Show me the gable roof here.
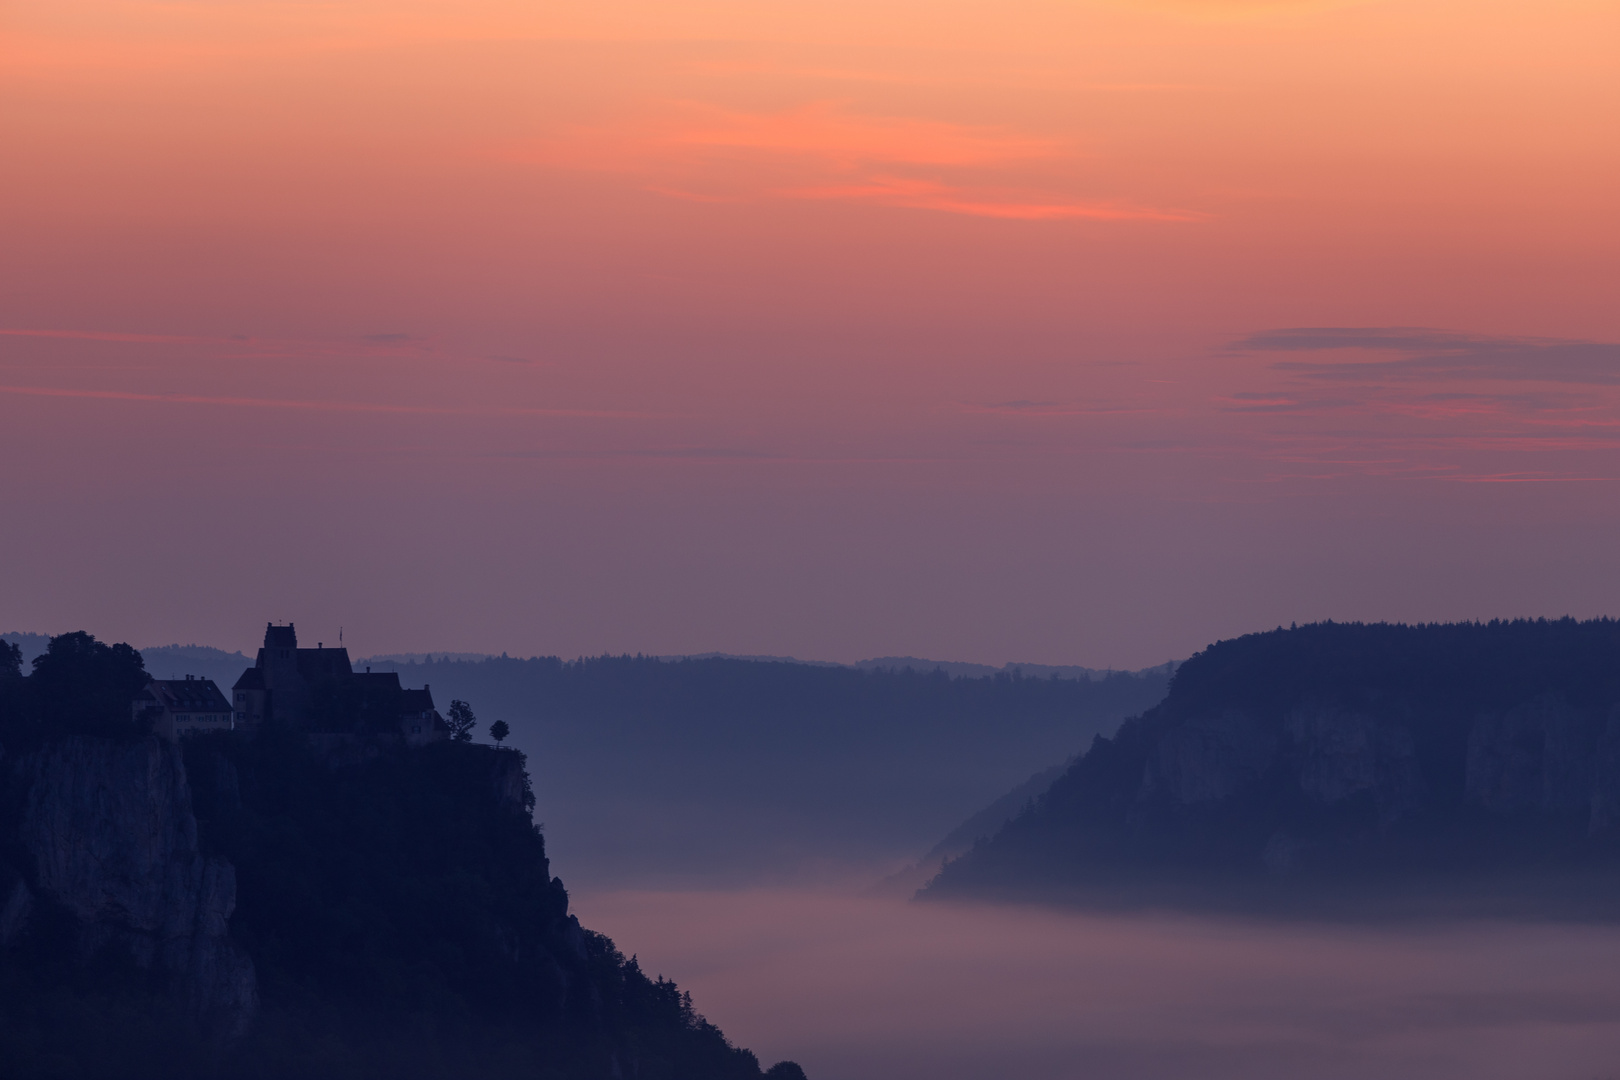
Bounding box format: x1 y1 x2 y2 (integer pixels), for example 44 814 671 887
147 678 231 712
295 647 353 683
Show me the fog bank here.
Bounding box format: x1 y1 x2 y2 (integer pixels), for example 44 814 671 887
574 888 1620 1080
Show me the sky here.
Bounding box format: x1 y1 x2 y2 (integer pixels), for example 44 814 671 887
3 0 1618 667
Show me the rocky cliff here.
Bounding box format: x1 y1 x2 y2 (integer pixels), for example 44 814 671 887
0 630 807 1079
6 735 258 1035
923 619 1620 910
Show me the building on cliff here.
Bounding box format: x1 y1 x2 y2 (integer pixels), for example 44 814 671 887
231 623 448 745
133 676 234 741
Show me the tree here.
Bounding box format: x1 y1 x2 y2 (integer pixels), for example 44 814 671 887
447 699 476 742
488 718 510 747
29 631 149 737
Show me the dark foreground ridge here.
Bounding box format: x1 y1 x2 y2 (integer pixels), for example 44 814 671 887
923 619 1620 917
0 633 807 1080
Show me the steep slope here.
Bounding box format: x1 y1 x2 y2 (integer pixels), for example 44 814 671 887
924 620 1620 915
872 760 1071 896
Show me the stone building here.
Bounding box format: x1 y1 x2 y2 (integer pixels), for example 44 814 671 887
134 676 234 741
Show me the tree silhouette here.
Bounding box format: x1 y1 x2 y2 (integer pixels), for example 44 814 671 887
447 699 477 742
29 631 149 738
489 718 510 747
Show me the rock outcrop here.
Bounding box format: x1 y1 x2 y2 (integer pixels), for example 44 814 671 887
922 619 1620 907
11 735 257 1035
1144 704 1424 822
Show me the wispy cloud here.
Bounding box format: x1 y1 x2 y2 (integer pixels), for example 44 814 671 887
659 101 1061 168
0 327 546 368
1231 327 1620 386
0 384 655 420
523 101 1062 175
519 101 1197 224
964 400 1167 416
0 327 214 345
784 176 1200 222
1205 327 1620 483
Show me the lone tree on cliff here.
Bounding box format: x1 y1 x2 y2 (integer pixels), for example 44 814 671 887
447 699 477 742
489 718 510 747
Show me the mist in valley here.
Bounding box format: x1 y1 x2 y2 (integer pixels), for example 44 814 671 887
577 886 1620 1080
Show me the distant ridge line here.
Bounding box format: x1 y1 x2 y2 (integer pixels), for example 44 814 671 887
3 633 1176 682
359 649 1175 681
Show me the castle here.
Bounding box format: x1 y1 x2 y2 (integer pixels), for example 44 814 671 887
231 623 448 745
135 623 448 744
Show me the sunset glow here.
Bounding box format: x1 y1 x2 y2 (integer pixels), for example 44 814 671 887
3 0 1617 663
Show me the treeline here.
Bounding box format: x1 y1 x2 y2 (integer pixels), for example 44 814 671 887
373 651 1162 732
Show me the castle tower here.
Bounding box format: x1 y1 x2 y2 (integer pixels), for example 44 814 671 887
261 622 300 688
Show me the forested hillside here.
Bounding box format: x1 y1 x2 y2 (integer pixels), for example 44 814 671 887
925 619 1620 916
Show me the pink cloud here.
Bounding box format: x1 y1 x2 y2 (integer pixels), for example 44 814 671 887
784 176 1200 221
517 102 1197 223
0 384 656 420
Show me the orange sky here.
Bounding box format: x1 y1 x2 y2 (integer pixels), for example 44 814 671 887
2 0 1617 664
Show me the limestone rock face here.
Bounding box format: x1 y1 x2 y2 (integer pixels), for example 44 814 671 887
1144 705 1422 821
14 736 258 1036
488 747 533 815
1146 709 1277 804
1144 694 1620 832
1466 696 1612 822
1286 706 1422 822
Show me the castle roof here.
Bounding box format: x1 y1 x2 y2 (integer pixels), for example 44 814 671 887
294 647 353 684
352 671 403 692
233 667 265 691
146 678 231 712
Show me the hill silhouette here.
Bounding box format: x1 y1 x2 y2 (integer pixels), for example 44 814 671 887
924 619 1620 916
